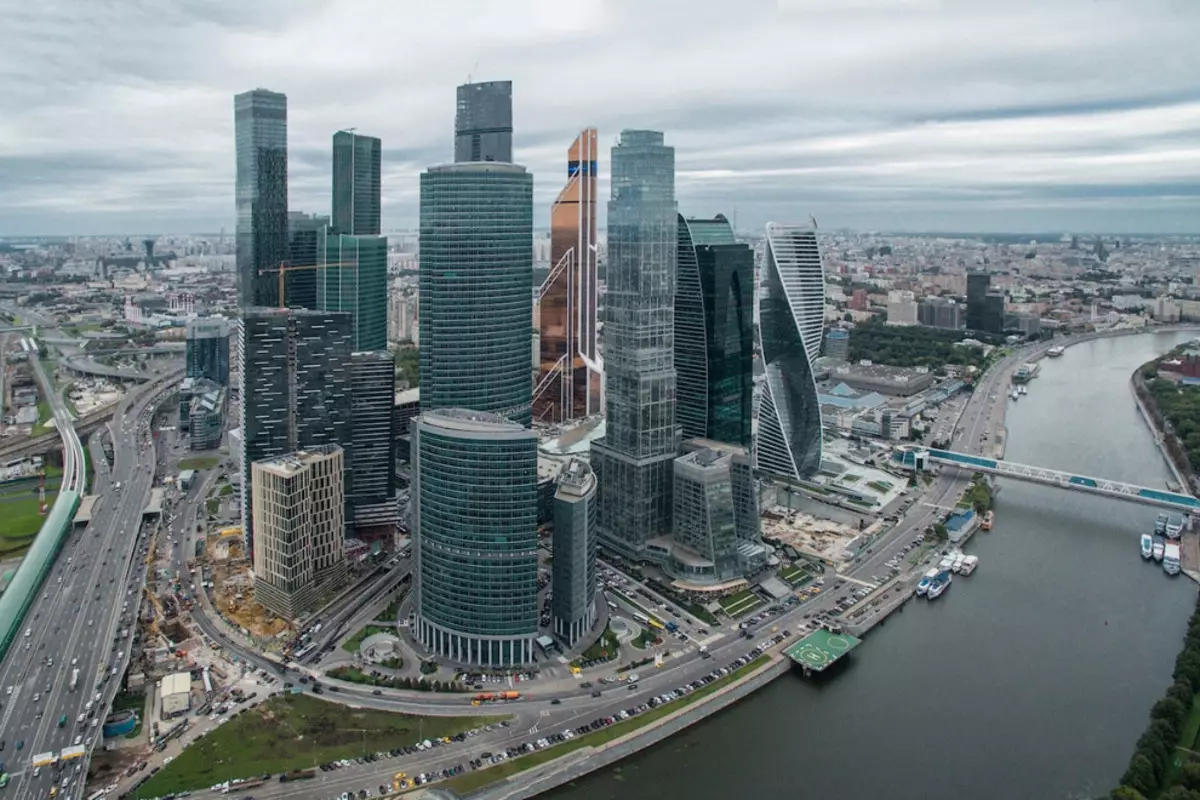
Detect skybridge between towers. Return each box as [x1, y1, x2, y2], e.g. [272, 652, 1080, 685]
[901, 447, 1200, 513]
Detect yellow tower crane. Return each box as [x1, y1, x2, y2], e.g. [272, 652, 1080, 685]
[258, 260, 359, 309]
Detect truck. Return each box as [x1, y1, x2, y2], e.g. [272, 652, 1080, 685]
[665, 621, 678, 633]
[68, 669, 79, 692]
[1164, 542, 1182, 576]
[60, 746, 87, 762]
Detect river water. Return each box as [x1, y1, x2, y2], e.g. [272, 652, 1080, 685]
[548, 331, 1200, 800]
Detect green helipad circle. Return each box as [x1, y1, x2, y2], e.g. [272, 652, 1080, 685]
[827, 636, 850, 652]
[794, 644, 830, 667]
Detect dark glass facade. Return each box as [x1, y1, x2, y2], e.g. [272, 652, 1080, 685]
[239, 308, 353, 556]
[413, 409, 538, 666]
[551, 459, 598, 647]
[592, 130, 679, 559]
[454, 81, 513, 164]
[286, 211, 328, 310]
[332, 130, 382, 236]
[185, 318, 230, 386]
[966, 271, 990, 332]
[317, 231, 389, 352]
[235, 89, 288, 309]
[535, 128, 601, 424]
[674, 214, 753, 448]
[348, 351, 396, 528]
[418, 162, 533, 425]
[755, 223, 826, 482]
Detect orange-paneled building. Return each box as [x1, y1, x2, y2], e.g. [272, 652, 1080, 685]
[535, 129, 601, 423]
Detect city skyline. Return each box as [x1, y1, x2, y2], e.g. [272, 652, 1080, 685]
[4, 1, 1199, 236]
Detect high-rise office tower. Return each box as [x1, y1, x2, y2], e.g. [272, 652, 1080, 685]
[186, 318, 230, 386]
[286, 211, 329, 310]
[454, 81, 513, 164]
[551, 458, 598, 647]
[251, 445, 347, 620]
[332, 130, 382, 236]
[535, 129, 601, 424]
[755, 222, 826, 482]
[672, 448, 740, 581]
[239, 308, 354, 556]
[418, 162, 533, 425]
[318, 229, 389, 352]
[674, 214, 754, 448]
[591, 131, 680, 560]
[413, 409, 538, 666]
[348, 351, 397, 530]
[235, 89, 289, 309]
[966, 271, 990, 332]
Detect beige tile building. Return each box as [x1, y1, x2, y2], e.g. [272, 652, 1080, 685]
[251, 444, 348, 621]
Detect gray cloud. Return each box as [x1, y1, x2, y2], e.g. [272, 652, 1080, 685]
[1, 0, 1198, 235]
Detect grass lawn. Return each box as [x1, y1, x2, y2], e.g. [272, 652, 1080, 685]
[132, 694, 505, 798]
[780, 563, 810, 587]
[33, 400, 54, 435]
[444, 655, 772, 795]
[0, 493, 59, 557]
[688, 603, 719, 626]
[375, 592, 407, 623]
[342, 624, 395, 653]
[205, 498, 220, 516]
[218, 483, 233, 497]
[328, 665, 405, 688]
[718, 590, 763, 618]
[180, 455, 220, 471]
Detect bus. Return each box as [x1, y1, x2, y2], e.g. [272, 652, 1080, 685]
[647, 618, 666, 631]
[632, 612, 650, 625]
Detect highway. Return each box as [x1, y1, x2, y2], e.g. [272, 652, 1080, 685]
[0, 375, 176, 800]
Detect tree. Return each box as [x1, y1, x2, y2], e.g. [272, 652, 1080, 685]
[1123, 754, 1159, 796]
[1180, 761, 1200, 792]
[1158, 787, 1200, 800]
[933, 523, 948, 541]
[1110, 786, 1147, 800]
[1152, 696, 1189, 730]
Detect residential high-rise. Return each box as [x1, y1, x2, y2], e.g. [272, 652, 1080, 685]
[672, 448, 740, 581]
[823, 328, 850, 360]
[235, 89, 288, 309]
[286, 211, 329, 310]
[919, 296, 963, 330]
[332, 130, 382, 236]
[454, 81, 513, 164]
[755, 222, 826, 482]
[886, 290, 919, 326]
[591, 130, 679, 560]
[186, 318, 230, 385]
[551, 458, 598, 648]
[966, 271, 990, 332]
[418, 162, 533, 425]
[983, 290, 1006, 335]
[239, 308, 354, 556]
[318, 230, 389, 352]
[674, 214, 754, 448]
[251, 445, 347, 620]
[413, 409, 538, 666]
[348, 351, 397, 530]
[534, 128, 601, 424]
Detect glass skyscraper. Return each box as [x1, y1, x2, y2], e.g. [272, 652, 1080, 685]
[239, 308, 354, 556]
[674, 214, 754, 448]
[413, 409, 538, 667]
[317, 230, 388, 352]
[454, 81, 513, 164]
[287, 211, 329, 310]
[332, 130, 381, 236]
[535, 128, 601, 424]
[348, 350, 397, 529]
[591, 130, 680, 559]
[418, 162, 533, 425]
[235, 89, 289, 309]
[755, 222, 826, 482]
[551, 458, 598, 648]
[186, 318, 230, 386]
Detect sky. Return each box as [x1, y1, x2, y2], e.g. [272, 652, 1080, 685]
[2, 0, 1199, 236]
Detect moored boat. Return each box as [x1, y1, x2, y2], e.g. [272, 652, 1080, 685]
[927, 570, 952, 599]
[960, 555, 979, 575]
[1141, 534, 1154, 560]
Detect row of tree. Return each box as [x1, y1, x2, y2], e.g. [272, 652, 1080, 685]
[1107, 594, 1200, 799]
[847, 319, 1003, 370]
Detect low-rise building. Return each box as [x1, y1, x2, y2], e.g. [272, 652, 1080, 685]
[831, 361, 935, 397]
[160, 672, 191, 718]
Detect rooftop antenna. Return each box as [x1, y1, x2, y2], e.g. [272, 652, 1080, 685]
[467, 61, 479, 84]
[810, 214, 819, 229]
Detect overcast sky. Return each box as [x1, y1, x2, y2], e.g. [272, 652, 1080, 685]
[2, 0, 1199, 236]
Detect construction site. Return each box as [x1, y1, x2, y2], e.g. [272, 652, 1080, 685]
[761, 508, 879, 565]
[202, 526, 292, 643]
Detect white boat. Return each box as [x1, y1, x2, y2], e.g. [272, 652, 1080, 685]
[927, 571, 952, 599]
[1153, 538, 1166, 562]
[960, 555, 979, 575]
[1047, 346, 1065, 358]
[1141, 534, 1154, 560]
[916, 569, 937, 596]
[1019, 385, 1028, 396]
[1010, 388, 1019, 401]
[951, 553, 966, 573]
[938, 553, 957, 571]
[1164, 542, 1182, 576]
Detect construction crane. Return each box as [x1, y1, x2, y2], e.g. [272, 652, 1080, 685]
[258, 260, 359, 309]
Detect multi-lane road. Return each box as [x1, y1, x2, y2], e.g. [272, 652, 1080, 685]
[0, 374, 177, 800]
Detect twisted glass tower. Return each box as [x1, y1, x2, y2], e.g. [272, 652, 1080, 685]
[755, 222, 826, 481]
[592, 130, 679, 559]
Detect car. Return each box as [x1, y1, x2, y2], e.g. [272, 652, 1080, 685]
[591, 690, 601, 697]
[550, 698, 561, 705]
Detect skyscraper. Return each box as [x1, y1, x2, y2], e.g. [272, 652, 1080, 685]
[551, 458, 597, 648]
[454, 81, 513, 164]
[535, 129, 601, 424]
[235, 89, 289, 309]
[418, 162, 533, 425]
[348, 351, 397, 530]
[318, 230, 389, 352]
[239, 308, 354, 556]
[755, 222, 826, 482]
[674, 214, 754, 448]
[966, 270, 990, 332]
[591, 130, 679, 560]
[186, 318, 230, 386]
[286, 211, 329, 310]
[413, 409, 538, 666]
[332, 130, 382, 236]
[251, 445, 347, 620]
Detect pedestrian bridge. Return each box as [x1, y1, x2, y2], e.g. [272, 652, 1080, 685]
[914, 447, 1200, 513]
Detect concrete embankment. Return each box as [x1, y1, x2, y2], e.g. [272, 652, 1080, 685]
[458, 658, 793, 800]
[1130, 371, 1192, 493]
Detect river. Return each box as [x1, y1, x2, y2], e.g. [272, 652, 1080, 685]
[547, 331, 1200, 800]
